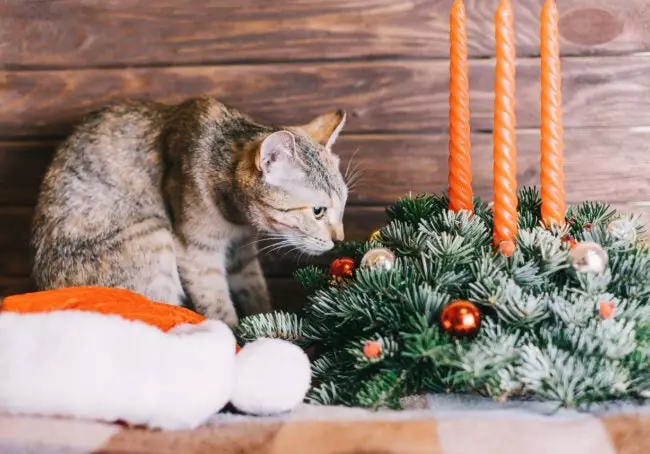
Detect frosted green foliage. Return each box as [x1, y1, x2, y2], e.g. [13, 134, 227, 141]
[236, 311, 307, 346]
[238, 187, 650, 409]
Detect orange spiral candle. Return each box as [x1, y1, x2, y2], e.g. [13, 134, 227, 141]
[540, 0, 565, 227]
[448, 0, 473, 214]
[492, 0, 518, 247]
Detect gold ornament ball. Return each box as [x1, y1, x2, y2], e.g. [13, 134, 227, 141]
[369, 229, 383, 242]
[440, 300, 481, 338]
[360, 248, 395, 271]
[569, 242, 608, 274]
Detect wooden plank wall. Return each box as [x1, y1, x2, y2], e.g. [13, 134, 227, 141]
[1, 0, 649, 311]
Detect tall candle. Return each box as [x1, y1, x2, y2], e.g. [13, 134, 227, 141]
[492, 0, 518, 247]
[540, 0, 565, 227]
[448, 0, 473, 213]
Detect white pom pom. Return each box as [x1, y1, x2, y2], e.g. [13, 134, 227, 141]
[230, 338, 311, 415]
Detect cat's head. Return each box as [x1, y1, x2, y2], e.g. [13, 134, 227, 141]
[244, 110, 348, 255]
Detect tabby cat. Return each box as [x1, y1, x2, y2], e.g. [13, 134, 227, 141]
[31, 97, 348, 325]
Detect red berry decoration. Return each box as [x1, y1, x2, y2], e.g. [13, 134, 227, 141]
[561, 234, 577, 249]
[498, 240, 516, 257]
[599, 301, 615, 319]
[329, 257, 355, 279]
[440, 300, 481, 338]
[363, 341, 382, 359]
[235, 344, 241, 354]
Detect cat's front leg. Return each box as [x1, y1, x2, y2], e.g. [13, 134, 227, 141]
[227, 241, 272, 316]
[175, 237, 239, 326]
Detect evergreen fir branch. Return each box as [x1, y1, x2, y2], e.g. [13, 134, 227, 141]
[311, 351, 358, 383]
[334, 241, 372, 262]
[608, 247, 650, 300]
[400, 284, 450, 323]
[567, 201, 616, 238]
[236, 311, 307, 346]
[294, 266, 330, 292]
[385, 194, 446, 225]
[517, 187, 542, 230]
[472, 197, 494, 230]
[401, 316, 455, 364]
[547, 291, 601, 327]
[516, 228, 570, 278]
[467, 255, 510, 306]
[551, 319, 637, 360]
[418, 209, 491, 247]
[381, 220, 426, 256]
[354, 371, 405, 409]
[493, 280, 550, 327]
[516, 344, 630, 406]
[424, 232, 481, 266]
[413, 253, 471, 294]
[507, 255, 544, 289]
[450, 338, 519, 397]
[569, 267, 612, 295]
[307, 381, 353, 406]
[517, 186, 542, 213]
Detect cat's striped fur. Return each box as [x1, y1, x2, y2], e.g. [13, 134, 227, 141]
[31, 96, 348, 325]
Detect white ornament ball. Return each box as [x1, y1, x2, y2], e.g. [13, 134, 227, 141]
[230, 338, 311, 415]
[608, 218, 637, 243]
[360, 248, 395, 271]
[569, 241, 608, 274]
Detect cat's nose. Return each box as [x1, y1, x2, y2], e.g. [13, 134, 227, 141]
[331, 225, 345, 243]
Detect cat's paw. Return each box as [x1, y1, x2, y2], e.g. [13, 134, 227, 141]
[205, 306, 239, 327]
[221, 309, 239, 328]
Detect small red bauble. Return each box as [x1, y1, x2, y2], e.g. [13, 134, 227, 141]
[440, 300, 481, 338]
[363, 341, 382, 359]
[235, 344, 241, 354]
[329, 257, 355, 279]
[498, 240, 516, 257]
[599, 301, 615, 319]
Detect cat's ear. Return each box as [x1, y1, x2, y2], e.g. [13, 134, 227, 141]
[300, 110, 346, 149]
[256, 130, 301, 186]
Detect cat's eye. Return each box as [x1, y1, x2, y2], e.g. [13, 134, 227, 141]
[312, 207, 327, 219]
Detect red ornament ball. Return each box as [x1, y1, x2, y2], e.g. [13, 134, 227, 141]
[599, 301, 615, 319]
[329, 257, 355, 279]
[363, 341, 382, 359]
[440, 300, 481, 338]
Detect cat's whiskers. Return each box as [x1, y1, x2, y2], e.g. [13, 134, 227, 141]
[238, 233, 285, 251]
[343, 155, 365, 194]
[344, 148, 360, 182]
[346, 166, 364, 194]
[257, 238, 293, 255]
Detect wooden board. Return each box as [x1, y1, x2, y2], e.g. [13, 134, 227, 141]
[1, 202, 647, 278]
[1, 0, 648, 68]
[2, 55, 650, 138]
[2, 129, 649, 207]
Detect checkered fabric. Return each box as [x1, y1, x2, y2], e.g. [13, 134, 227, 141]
[1, 395, 648, 454]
